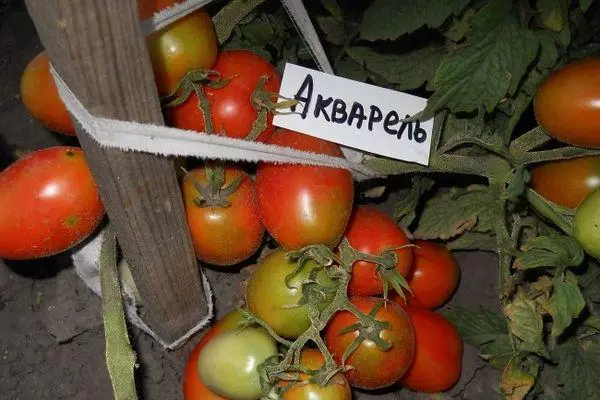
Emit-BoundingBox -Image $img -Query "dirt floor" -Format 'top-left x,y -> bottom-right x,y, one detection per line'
1,2 -> 504,399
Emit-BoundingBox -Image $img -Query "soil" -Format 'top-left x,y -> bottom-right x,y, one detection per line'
1,2 -> 504,399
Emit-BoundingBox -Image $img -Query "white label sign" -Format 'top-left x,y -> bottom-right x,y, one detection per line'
273,63 -> 433,166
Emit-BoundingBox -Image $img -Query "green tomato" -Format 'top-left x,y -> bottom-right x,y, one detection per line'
574,189 -> 600,259
197,326 -> 277,400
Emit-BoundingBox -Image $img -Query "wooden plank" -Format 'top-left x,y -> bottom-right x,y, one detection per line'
24,0 -> 209,343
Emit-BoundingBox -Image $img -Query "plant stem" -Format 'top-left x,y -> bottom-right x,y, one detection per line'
522,146 -> 600,165
508,126 -> 549,154
524,189 -> 574,235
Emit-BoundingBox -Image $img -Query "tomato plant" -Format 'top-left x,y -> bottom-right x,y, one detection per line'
167,50 -> 281,142
181,165 -> 264,266
530,156 -> 600,209
256,129 -> 354,250
534,58 -> 600,148
282,348 -> 351,400
344,205 -> 413,296
20,52 -> 75,136
0,147 -> 104,260
198,326 -> 278,400
574,188 -> 600,259
400,307 -> 463,393
246,249 -> 336,339
183,309 -> 244,400
324,297 -> 415,390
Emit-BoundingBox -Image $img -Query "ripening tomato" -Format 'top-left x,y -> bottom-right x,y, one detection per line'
0,147 -> 104,260
198,326 -> 278,400
534,57 -> 600,148
574,189 -> 600,259
282,348 -> 352,400
344,206 -> 413,296
183,309 -> 244,400
400,307 -> 463,393
20,52 -> 75,136
256,129 -> 354,249
143,4 -> 218,96
181,165 -> 264,266
167,50 -> 281,142
246,249 -> 336,339
530,156 -> 600,209
324,297 -> 415,390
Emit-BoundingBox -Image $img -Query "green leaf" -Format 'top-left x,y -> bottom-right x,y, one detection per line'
580,261 -> 600,304
545,272 -> 586,337
334,57 -> 368,82
537,0 -> 567,32
393,176 -> 435,227
580,0 -> 593,12
213,0 -> 267,44
360,0 -> 470,41
500,358 -> 539,400
316,16 -> 347,45
554,338 -> 600,400
346,44 -> 445,91
446,231 -> 497,252
536,30 -> 560,70
583,315 -> 600,331
504,292 -> 549,358
320,0 -> 343,20
423,1 -> 539,116
415,186 -> 495,240
514,235 -> 584,270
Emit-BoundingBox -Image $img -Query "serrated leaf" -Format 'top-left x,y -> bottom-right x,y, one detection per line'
334,57 -> 368,82
545,272 -> 586,337
555,338 -> 600,400
537,0 -> 567,32
504,292 -> 549,358
500,358 -> 539,400
316,16 -> 347,45
415,186 -> 495,240
514,235 -> 584,270
361,0 -> 470,41
393,176 -> 435,227
581,261 -> 600,304
423,1 -> 539,116
347,44 -> 445,91
446,231 -> 497,252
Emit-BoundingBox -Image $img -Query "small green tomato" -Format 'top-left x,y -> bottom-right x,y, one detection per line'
574,189 -> 600,259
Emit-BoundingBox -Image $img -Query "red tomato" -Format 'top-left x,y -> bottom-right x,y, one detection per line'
20,52 -> 75,136
182,165 -> 264,266
256,129 -> 354,249
183,309 -> 244,400
324,297 -> 415,390
534,57 -> 600,148
167,50 -> 281,142
530,156 -> 600,209
400,307 -> 463,393
344,206 -> 413,296
282,348 -> 352,400
0,147 -> 104,260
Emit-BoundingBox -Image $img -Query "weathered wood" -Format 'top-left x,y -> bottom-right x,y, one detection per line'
25,0 -> 208,343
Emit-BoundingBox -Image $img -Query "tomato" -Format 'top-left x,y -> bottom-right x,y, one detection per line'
400,307 -> 463,393
20,52 -> 75,136
256,129 -> 354,249
0,147 -> 104,260
167,50 -> 281,142
574,189 -> 600,259
404,240 -> 459,310
198,326 -> 278,400
182,165 -> 264,266
534,57 -> 600,148
282,348 -> 351,400
183,309 -> 244,400
530,156 -> 600,209
143,4 -> 218,96
246,249 -> 336,338
344,206 -> 413,296
324,297 -> 415,390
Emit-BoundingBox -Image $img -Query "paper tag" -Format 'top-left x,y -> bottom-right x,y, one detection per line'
273,63 -> 434,166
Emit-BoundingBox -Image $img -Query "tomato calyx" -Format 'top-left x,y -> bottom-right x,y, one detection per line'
186,163 -> 243,208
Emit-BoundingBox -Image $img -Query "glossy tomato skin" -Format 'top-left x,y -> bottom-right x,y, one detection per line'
246,249 -> 336,338
324,297 -> 415,390
404,240 -> 459,310
282,348 -> 352,400
168,50 -> 281,142
20,52 -> 75,136
534,57 -> 600,148
198,326 -> 278,400
574,189 -> 600,259
182,166 -> 264,266
530,156 -> 600,209
400,307 -> 463,393
256,129 -> 354,249
183,309 -> 244,400
0,147 -> 104,260
345,206 -> 413,296
144,6 -> 217,96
